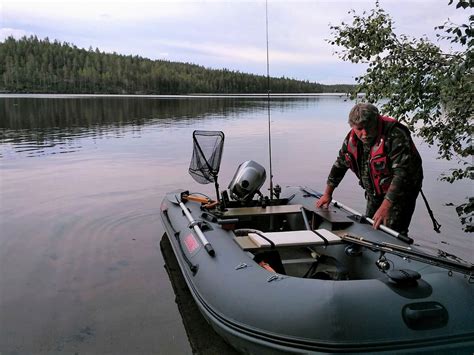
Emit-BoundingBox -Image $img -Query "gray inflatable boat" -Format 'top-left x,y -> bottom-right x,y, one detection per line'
160,131 -> 474,354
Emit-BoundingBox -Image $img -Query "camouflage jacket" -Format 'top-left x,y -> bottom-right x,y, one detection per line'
327,125 -> 423,203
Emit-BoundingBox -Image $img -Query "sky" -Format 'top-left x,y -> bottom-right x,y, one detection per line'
0,0 -> 466,84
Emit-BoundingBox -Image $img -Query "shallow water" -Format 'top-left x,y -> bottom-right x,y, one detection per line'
0,95 -> 472,353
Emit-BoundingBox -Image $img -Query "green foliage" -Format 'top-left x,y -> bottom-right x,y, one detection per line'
456,197 -> 474,232
0,36 -> 352,95
329,0 -> 473,231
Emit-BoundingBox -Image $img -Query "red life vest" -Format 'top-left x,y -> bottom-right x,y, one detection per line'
344,115 -> 416,196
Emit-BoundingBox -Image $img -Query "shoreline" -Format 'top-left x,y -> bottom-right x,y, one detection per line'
0,93 -> 352,99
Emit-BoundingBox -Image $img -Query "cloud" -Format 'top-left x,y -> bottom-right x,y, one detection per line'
3,0 -> 206,23
153,39 -> 335,66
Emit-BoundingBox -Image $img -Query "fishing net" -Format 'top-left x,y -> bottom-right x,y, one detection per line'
189,130 -> 225,184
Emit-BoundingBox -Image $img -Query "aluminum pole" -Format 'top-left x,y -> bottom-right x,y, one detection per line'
178,200 -> 215,256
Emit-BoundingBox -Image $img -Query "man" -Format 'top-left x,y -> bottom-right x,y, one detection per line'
316,103 -> 423,235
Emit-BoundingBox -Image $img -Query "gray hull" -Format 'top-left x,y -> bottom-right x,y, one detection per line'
160,186 -> 474,354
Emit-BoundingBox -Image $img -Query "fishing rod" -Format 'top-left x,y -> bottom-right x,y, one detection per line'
341,233 -> 474,277
265,0 -> 274,200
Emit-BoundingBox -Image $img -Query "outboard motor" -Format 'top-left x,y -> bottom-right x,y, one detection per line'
228,160 -> 266,202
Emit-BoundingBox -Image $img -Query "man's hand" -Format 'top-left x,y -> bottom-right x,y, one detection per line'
316,193 -> 332,208
316,185 -> 335,208
372,199 -> 392,229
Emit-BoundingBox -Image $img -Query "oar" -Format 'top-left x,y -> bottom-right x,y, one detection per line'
301,187 -> 414,244
332,200 -> 413,244
167,192 -> 215,256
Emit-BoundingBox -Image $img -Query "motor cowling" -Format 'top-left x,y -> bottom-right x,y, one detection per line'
228,160 -> 266,202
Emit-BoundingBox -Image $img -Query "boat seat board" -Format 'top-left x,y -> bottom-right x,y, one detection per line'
223,204 -> 303,217
314,208 -> 353,223
234,229 -> 342,250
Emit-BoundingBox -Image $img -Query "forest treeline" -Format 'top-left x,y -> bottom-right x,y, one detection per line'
0,36 -> 353,95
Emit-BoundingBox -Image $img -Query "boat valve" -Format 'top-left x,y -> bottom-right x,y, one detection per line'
376,253 -> 390,272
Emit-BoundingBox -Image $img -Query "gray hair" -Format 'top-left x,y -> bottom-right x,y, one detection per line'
348,103 -> 379,126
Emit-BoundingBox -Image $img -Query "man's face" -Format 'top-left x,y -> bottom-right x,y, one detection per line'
351,120 -> 377,144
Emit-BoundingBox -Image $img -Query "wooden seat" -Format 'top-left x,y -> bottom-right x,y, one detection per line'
234,229 -> 342,250
223,204 -> 303,217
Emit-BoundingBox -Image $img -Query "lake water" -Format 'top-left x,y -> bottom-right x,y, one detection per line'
0,95 -> 472,353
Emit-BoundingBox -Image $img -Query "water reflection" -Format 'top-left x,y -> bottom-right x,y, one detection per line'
0,96 -> 333,158
0,96 -> 329,130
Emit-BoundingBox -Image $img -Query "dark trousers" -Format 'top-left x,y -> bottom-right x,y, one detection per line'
365,190 -> 420,235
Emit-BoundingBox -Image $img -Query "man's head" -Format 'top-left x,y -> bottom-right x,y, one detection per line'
348,103 -> 379,144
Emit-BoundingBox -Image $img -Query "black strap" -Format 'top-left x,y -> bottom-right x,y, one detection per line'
234,229 -> 276,249
253,231 -> 276,249
312,230 -> 329,247
420,189 -> 442,233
